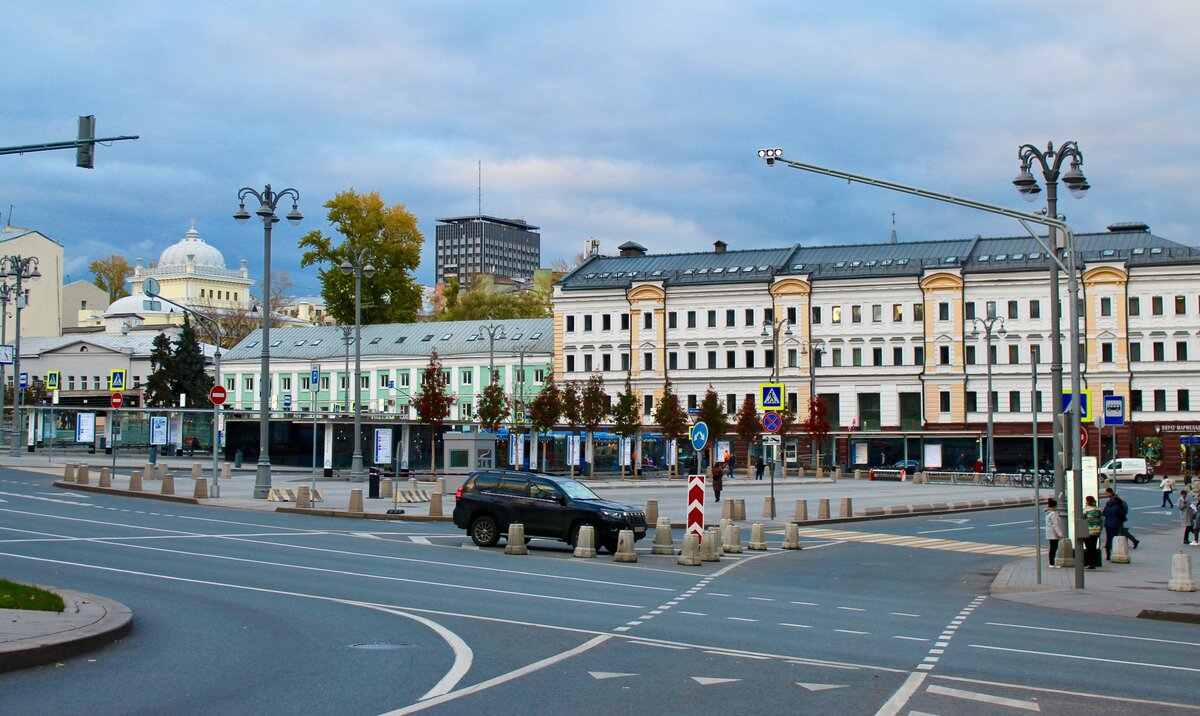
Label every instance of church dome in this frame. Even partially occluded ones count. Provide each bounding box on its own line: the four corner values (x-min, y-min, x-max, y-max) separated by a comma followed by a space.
157, 225, 226, 269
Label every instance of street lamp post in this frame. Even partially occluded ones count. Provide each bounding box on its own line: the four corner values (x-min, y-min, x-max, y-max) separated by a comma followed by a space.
2, 256, 41, 457
479, 322, 507, 385
971, 313, 1007, 473
761, 318, 792, 519
0, 281, 15, 437
1012, 141, 1089, 510
340, 249, 375, 482
234, 184, 302, 499
803, 339, 826, 469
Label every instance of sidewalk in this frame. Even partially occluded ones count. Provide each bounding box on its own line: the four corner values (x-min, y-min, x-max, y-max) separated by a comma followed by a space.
991, 525, 1200, 623
0, 588, 132, 672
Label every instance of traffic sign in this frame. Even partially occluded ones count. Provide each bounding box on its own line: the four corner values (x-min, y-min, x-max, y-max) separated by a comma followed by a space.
46, 371, 60, 391
763, 435, 781, 446
687, 474, 705, 539
1102, 395, 1125, 426
758, 382, 785, 411
689, 421, 709, 452
209, 385, 227, 405
516, 410, 526, 423
283, 392, 292, 409
310, 365, 320, 391
762, 411, 782, 433
1061, 389, 1092, 420
1080, 427, 1089, 448
19, 372, 27, 389
110, 392, 123, 410
110, 369, 127, 391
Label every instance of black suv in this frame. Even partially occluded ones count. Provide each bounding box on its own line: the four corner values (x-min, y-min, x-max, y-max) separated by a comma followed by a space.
452, 470, 647, 553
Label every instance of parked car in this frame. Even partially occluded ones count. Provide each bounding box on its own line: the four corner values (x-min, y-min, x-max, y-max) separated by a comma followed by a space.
891, 459, 921, 473
1098, 457, 1154, 484
452, 470, 647, 552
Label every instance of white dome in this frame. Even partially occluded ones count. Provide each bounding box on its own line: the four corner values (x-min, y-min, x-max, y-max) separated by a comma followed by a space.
105, 294, 175, 316
157, 225, 226, 269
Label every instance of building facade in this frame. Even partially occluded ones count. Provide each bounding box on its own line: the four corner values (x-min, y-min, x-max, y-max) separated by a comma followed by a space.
553, 224, 1200, 475
127, 223, 254, 314
434, 215, 541, 285
1, 227, 64, 340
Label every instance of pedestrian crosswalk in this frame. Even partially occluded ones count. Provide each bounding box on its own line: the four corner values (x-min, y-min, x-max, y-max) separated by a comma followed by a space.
790, 526, 1036, 557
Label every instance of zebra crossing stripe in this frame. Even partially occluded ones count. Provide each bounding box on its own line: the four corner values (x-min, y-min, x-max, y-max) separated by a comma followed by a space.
794, 527, 1035, 557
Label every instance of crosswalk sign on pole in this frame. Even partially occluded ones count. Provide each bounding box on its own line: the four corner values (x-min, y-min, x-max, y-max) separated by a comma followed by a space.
110, 369, 127, 391
758, 382, 785, 411
47, 371, 60, 391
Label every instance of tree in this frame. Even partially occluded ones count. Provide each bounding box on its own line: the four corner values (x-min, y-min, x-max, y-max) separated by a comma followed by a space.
412, 350, 455, 476
653, 381, 689, 477
561, 381, 582, 478
580, 375, 608, 478
697, 386, 730, 473
733, 394, 760, 480
476, 382, 510, 432
191, 271, 294, 348
527, 374, 562, 470
438, 274, 550, 321
802, 397, 832, 470
298, 188, 424, 325
89, 255, 131, 302
144, 332, 175, 407
550, 249, 590, 273
610, 377, 641, 479
171, 315, 214, 407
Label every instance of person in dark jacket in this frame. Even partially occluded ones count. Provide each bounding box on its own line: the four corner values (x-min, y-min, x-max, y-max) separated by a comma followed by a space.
1103, 487, 1139, 559
755, 456, 765, 480
712, 461, 724, 501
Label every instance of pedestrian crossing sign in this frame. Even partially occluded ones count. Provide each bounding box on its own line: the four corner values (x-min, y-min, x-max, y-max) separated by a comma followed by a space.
110, 369, 127, 391
47, 371, 60, 391
758, 382, 785, 410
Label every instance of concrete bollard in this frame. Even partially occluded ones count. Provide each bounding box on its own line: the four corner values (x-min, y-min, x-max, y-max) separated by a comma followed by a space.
818, 498, 831, 520
645, 499, 659, 526
348, 488, 364, 513
816, 466, 824, 479
723, 524, 743, 554
428, 492, 444, 517
748, 523, 768, 550
720, 518, 733, 547
781, 523, 802, 550
98, 467, 112, 488
677, 533, 701, 566
63, 464, 76, 483
158, 464, 169, 482
794, 499, 809, 522
613, 529, 638, 562
143, 463, 154, 481
701, 527, 722, 562
1110, 536, 1131, 564
574, 524, 597, 558
1168, 552, 1197, 592
1056, 538, 1077, 568
651, 519, 674, 555
193, 477, 209, 499
840, 497, 854, 518
762, 496, 775, 519
408, 477, 418, 492
76, 465, 90, 486
221, 463, 232, 481
128, 469, 143, 492
504, 523, 528, 555
854, 469, 864, 480
191, 463, 202, 480
833, 467, 841, 482
379, 478, 394, 499
296, 486, 312, 509
733, 499, 746, 521
436, 477, 446, 495
160, 474, 175, 495
721, 499, 732, 519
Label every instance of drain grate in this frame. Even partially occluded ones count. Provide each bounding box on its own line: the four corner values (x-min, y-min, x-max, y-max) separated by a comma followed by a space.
349, 642, 412, 650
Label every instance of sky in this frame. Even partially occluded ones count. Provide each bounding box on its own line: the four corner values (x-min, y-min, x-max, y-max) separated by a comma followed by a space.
3, 1, 1198, 298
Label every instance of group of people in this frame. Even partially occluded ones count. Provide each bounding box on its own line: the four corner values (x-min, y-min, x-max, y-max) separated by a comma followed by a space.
1044, 487, 1140, 570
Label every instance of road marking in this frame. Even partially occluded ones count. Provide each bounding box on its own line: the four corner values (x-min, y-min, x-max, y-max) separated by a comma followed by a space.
837, 606, 866, 612
835, 629, 868, 635
795, 526, 1035, 556
628, 641, 687, 650
893, 636, 929, 642
355, 603, 473, 701
797, 682, 846, 692
931, 674, 1200, 711
589, 671, 636, 679
969, 644, 1200, 673
780, 623, 812, 629
890, 612, 920, 617
679, 611, 707, 616
987, 520, 1031, 527
727, 617, 757, 622
984, 621, 1200, 647
791, 601, 819, 606
692, 677, 741, 685
917, 526, 973, 534
707, 592, 731, 597
352, 532, 383, 540
704, 649, 769, 660
748, 596, 774, 601
875, 672, 927, 716
927, 684, 1040, 712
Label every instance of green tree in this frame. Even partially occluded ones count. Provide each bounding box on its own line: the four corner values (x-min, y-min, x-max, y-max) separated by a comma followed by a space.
89, 254, 131, 302
144, 332, 175, 407
802, 397, 832, 470
527, 374, 562, 469
476, 382, 510, 432
653, 381, 689, 477
580, 375, 608, 478
439, 274, 550, 321
610, 377, 641, 479
561, 381, 582, 478
733, 394, 760, 480
697, 386, 729, 472
298, 189, 424, 325
412, 350, 455, 477
171, 315, 214, 408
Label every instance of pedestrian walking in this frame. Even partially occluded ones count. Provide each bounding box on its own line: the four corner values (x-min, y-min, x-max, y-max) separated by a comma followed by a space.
1161, 475, 1176, 508
1083, 495, 1103, 569
1044, 498, 1065, 567
1179, 490, 1197, 546
1102, 487, 1139, 560
755, 456, 765, 480
712, 461, 724, 502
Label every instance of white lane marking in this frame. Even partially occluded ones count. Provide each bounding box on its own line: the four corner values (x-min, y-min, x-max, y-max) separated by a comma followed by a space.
927, 684, 1040, 712
837, 606, 866, 612
969, 644, 1200, 673
628, 642, 687, 650
890, 612, 920, 617
703, 650, 769, 660
892, 636, 929, 642
780, 623, 812, 629
984, 622, 1200, 648
679, 611, 707, 616
931, 674, 1200, 710
707, 592, 731, 597
355, 603, 472, 701
383, 635, 612, 715
835, 629, 868, 635
589, 671, 636, 679
874, 671, 927, 716
352, 532, 383, 540
797, 682, 846, 692
791, 601, 818, 606
692, 676, 741, 685
916, 527, 973, 535
727, 617, 757, 622
748, 597, 774, 602
987, 520, 1031, 527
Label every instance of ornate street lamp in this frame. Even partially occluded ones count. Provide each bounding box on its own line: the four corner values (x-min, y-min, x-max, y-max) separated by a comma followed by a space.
971, 314, 1007, 473
340, 248, 375, 482
1, 256, 40, 457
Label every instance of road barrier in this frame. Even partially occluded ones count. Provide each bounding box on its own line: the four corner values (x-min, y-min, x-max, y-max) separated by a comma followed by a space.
348, 488, 364, 513
701, 527, 721, 562
723, 524, 743, 554
128, 469, 143, 492
98, 467, 112, 488
781, 523, 801, 550
651, 518, 674, 555
794, 499, 808, 522
160, 474, 175, 496
613, 529, 638, 562
1111, 536, 1131, 564
193, 477, 208, 499
748, 523, 767, 550
1169, 553, 1196, 592
645, 499, 659, 525
76, 465, 90, 486
573, 524, 597, 558
677, 533, 701, 566
504, 523, 528, 555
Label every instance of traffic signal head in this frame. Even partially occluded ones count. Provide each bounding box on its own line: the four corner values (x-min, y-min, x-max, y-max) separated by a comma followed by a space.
76, 115, 95, 169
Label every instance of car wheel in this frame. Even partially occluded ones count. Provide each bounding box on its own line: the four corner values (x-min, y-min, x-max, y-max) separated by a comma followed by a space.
470, 515, 500, 547
1135, 474, 1148, 484
569, 522, 594, 548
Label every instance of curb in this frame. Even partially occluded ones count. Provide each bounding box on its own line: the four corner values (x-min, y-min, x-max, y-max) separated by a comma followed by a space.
274, 506, 453, 522
0, 588, 133, 672
53, 481, 202, 505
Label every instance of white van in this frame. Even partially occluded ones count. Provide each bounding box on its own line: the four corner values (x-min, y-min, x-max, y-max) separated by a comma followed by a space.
1097, 457, 1154, 484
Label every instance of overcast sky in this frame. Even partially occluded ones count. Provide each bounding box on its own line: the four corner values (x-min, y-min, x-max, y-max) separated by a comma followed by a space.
4, 1, 1197, 297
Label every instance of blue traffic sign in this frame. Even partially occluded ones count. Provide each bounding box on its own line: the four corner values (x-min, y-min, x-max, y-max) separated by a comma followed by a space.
690, 421, 709, 452
19, 372, 27, 389
310, 365, 320, 391
1102, 395, 1125, 427
762, 411, 782, 433
283, 392, 292, 408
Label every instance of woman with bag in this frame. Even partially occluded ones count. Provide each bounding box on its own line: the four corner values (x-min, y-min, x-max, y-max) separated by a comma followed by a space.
1045, 498, 1065, 567
1083, 495, 1103, 569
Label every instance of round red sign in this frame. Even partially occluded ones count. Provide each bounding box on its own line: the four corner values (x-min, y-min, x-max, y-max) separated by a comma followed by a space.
1080, 427, 1089, 448
209, 385, 227, 406
110, 392, 123, 410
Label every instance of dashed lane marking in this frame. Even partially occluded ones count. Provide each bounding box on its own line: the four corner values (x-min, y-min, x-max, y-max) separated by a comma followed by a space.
794, 527, 1035, 556
926, 684, 1041, 712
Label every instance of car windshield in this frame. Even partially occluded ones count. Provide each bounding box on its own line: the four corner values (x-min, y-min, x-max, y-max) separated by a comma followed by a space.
554, 478, 600, 500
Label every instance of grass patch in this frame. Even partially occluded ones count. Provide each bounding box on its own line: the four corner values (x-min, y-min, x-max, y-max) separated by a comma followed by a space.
0, 579, 65, 612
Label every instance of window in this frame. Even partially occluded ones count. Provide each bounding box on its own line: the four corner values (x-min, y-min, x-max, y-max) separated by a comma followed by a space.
1154, 389, 1167, 412
989, 390, 999, 412
602, 354, 611, 371
1128, 297, 1140, 316
461, 369, 473, 385
765, 349, 774, 368
1009, 391, 1021, 412
1100, 297, 1112, 317
787, 348, 799, 369
620, 353, 629, 372
726, 309, 736, 327
893, 304, 903, 322
812, 306, 822, 324
584, 355, 593, 372
668, 312, 676, 329
832, 348, 842, 367
787, 307, 797, 324
1030, 300, 1041, 319
602, 314, 611, 331
1130, 343, 1141, 362
320, 376, 330, 390
621, 313, 629, 330
1008, 300, 1018, 319
566, 355, 575, 372
745, 350, 755, 368
707, 351, 717, 369
281, 377, 292, 391
939, 391, 951, 413
914, 346, 924, 365
707, 310, 717, 328
1178, 342, 1189, 361
1102, 343, 1113, 363
1152, 296, 1164, 316
985, 301, 997, 319
688, 394, 698, 411
726, 350, 736, 368
360, 375, 370, 389
938, 302, 950, 321
643, 352, 653, 371
1130, 390, 1143, 412
872, 304, 882, 322
644, 394, 653, 416
299, 376, 311, 391
1176, 295, 1187, 315
913, 303, 924, 321
965, 302, 975, 320
745, 308, 754, 326
1180, 390, 1191, 412
1008, 345, 1019, 364
566, 316, 575, 332
668, 352, 678, 370
687, 311, 696, 328
831, 306, 842, 324
534, 369, 546, 383
244, 377, 254, 390
399, 372, 410, 388
814, 350, 824, 368
872, 347, 882, 366
939, 345, 950, 365
687, 352, 697, 370
1153, 342, 1165, 362
339, 375, 349, 390
644, 312, 652, 330
966, 391, 978, 413
852, 305, 862, 323
966, 345, 976, 365
893, 347, 903, 366
225, 377, 234, 391
584, 315, 592, 331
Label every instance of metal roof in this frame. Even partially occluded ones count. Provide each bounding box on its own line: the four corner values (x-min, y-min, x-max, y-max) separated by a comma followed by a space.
223, 317, 555, 363
17, 334, 217, 359
559, 246, 796, 290
435, 215, 540, 231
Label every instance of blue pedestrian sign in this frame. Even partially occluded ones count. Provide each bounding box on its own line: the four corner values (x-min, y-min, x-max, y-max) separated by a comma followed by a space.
690, 421, 709, 452
1061, 390, 1091, 420
109, 369, 127, 391
758, 382, 785, 411
1102, 395, 1125, 426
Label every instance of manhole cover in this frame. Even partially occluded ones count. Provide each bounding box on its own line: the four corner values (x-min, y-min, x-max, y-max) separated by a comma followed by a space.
349, 642, 412, 650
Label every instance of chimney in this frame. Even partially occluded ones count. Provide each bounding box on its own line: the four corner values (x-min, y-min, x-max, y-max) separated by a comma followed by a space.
618, 241, 647, 258
713, 240, 727, 254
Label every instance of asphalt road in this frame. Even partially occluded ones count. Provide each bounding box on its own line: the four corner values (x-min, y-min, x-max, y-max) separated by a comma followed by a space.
0, 466, 1195, 715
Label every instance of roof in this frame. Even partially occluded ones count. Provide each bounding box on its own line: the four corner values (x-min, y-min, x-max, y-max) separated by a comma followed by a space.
17, 334, 217, 359
435, 215, 540, 232
559, 246, 797, 290
222, 317, 555, 363
0, 227, 63, 248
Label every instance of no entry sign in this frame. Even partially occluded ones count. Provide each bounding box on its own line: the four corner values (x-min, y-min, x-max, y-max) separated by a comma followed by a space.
209, 385, 227, 406
109, 392, 123, 410
687, 474, 705, 539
